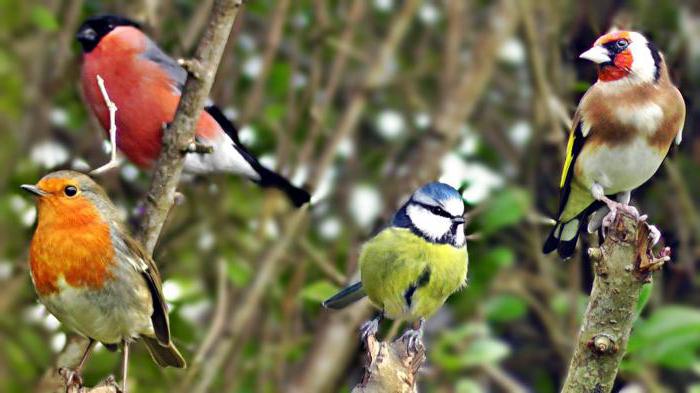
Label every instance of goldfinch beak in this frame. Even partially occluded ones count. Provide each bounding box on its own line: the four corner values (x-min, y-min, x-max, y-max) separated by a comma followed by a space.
579, 46, 611, 64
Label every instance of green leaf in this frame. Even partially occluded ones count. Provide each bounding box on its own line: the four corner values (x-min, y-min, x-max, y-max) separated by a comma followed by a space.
627, 306, 700, 370
432, 323, 510, 371
31, 6, 59, 31
268, 62, 292, 98
227, 260, 252, 287
455, 379, 484, 393
485, 294, 527, 322
635, 282, 653, 317
299, 280, 339, 303
474, 187, 530, 235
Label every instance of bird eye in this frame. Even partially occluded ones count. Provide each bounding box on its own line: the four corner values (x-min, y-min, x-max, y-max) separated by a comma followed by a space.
432, 206, 448, 216
64, 185, 78, 197
616, 40, 628, 49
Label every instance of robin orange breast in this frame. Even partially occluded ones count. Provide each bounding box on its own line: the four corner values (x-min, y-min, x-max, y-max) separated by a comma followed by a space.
22, 170, 185, 392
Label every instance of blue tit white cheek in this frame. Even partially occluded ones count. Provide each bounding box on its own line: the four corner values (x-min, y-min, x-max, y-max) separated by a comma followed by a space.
406, 204, 452, 242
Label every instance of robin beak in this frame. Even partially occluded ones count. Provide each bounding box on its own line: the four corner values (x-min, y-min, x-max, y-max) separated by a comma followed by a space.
21, 184, 47, 197
580, 46, 611, 64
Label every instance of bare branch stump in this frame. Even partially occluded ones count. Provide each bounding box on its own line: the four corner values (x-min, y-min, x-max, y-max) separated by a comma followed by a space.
352, 333, 426, 393
561, 211, 668, 392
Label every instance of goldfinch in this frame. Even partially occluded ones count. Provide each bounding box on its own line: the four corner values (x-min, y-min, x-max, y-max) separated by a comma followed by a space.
543, 30, 685, 259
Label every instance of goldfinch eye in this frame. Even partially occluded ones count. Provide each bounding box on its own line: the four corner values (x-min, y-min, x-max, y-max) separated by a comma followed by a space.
616, 40, 628, 49
64, 185, 78, 197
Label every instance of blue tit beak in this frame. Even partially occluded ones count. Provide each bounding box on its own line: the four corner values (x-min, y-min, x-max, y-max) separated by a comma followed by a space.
452, 216, 465, 225
21, 184, 47, 197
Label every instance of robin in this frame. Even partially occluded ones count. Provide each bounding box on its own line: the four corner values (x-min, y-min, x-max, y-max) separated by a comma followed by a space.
22, 170, 186, 392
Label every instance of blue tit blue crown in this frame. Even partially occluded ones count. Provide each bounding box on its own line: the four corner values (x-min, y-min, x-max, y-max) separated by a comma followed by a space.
393, 182, 466, 248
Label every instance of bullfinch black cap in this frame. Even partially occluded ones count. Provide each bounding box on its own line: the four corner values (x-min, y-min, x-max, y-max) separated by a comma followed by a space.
77, 14, 141, 53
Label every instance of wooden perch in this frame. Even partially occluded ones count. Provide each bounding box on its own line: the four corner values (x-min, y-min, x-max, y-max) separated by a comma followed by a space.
352, 333, 426, 393
561, 212, 669, 392
36, 1, 245, 392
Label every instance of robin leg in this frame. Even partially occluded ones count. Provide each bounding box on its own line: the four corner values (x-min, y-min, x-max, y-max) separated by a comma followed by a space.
399, 318, 425, 353
121, 340, 130, 393
59, 338, 96, 388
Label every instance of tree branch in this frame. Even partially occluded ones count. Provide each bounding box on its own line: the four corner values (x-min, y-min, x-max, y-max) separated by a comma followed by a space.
351, 334, 425, 393
136, 0, 245, 252
561, 213, 668, 392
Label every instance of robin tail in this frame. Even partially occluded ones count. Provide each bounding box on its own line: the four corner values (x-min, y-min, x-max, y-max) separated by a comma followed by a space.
142, 336, 186, 368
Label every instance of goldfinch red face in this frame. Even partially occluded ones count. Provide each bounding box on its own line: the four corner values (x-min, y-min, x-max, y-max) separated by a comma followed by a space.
580, 31, 660, 85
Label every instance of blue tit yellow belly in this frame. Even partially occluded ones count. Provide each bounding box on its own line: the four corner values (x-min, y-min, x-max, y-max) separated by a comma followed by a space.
360, 227, 468, 321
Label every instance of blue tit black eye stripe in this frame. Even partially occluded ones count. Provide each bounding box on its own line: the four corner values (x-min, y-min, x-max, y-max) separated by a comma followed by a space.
413, 201, 452, 218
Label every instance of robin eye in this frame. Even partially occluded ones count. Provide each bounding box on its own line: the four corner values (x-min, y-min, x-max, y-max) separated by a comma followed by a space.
616, 40, 628, 49
64, 186, 78, 197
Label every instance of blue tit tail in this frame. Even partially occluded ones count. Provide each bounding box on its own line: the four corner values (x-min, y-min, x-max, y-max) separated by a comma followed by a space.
322, 282, 366, 309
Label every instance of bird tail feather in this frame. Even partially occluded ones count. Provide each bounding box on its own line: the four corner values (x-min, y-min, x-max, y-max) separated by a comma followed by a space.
322, 282, 366, 309
142, 336, 187, 368
231, 144, 311, 207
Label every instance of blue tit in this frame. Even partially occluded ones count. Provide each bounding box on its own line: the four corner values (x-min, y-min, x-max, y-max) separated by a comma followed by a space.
323, 182, 468, 344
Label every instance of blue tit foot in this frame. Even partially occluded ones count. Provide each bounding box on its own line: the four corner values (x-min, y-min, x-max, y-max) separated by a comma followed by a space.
400, 318, 425, 353
58, 367, 83, 388
360, 315, 382, 342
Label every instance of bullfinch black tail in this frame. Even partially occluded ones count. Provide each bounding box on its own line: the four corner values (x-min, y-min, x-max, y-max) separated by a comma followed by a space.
322, 282, 366, 309
249, 160, 311, 207
205, 105, 311, 207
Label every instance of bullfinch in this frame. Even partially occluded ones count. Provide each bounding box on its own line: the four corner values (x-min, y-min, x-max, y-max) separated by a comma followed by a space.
76, 15, 310, 207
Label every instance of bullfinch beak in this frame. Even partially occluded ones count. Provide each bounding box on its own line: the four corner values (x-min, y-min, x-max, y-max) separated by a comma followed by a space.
21, 185, 47, 196
579, 46, 611, 64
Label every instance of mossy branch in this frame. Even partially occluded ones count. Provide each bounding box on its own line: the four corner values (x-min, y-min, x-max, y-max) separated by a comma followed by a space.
561, 212, 667, 392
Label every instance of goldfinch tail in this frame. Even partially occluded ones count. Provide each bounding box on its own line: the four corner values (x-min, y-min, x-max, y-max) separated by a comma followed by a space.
543, 218, 583, 259
322, 282, 366, 309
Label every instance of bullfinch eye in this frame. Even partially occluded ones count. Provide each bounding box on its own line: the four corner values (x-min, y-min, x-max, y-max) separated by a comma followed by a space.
616, 40, 629, 50
64, 185, 78, 197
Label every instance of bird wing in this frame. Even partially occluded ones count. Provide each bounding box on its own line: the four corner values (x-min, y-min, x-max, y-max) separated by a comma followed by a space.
141, 38, 188, 93
556, 111, 590, 221
119, 232, 171, 345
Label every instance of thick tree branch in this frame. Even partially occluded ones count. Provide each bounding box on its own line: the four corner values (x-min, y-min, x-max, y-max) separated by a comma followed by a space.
136, 0, 245, 252
561, 213, 667, 392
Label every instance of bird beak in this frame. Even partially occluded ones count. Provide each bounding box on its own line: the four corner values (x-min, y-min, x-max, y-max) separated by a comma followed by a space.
452, 216, 466, 225
579, 46, 611, 64
20, 184, 47, 197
